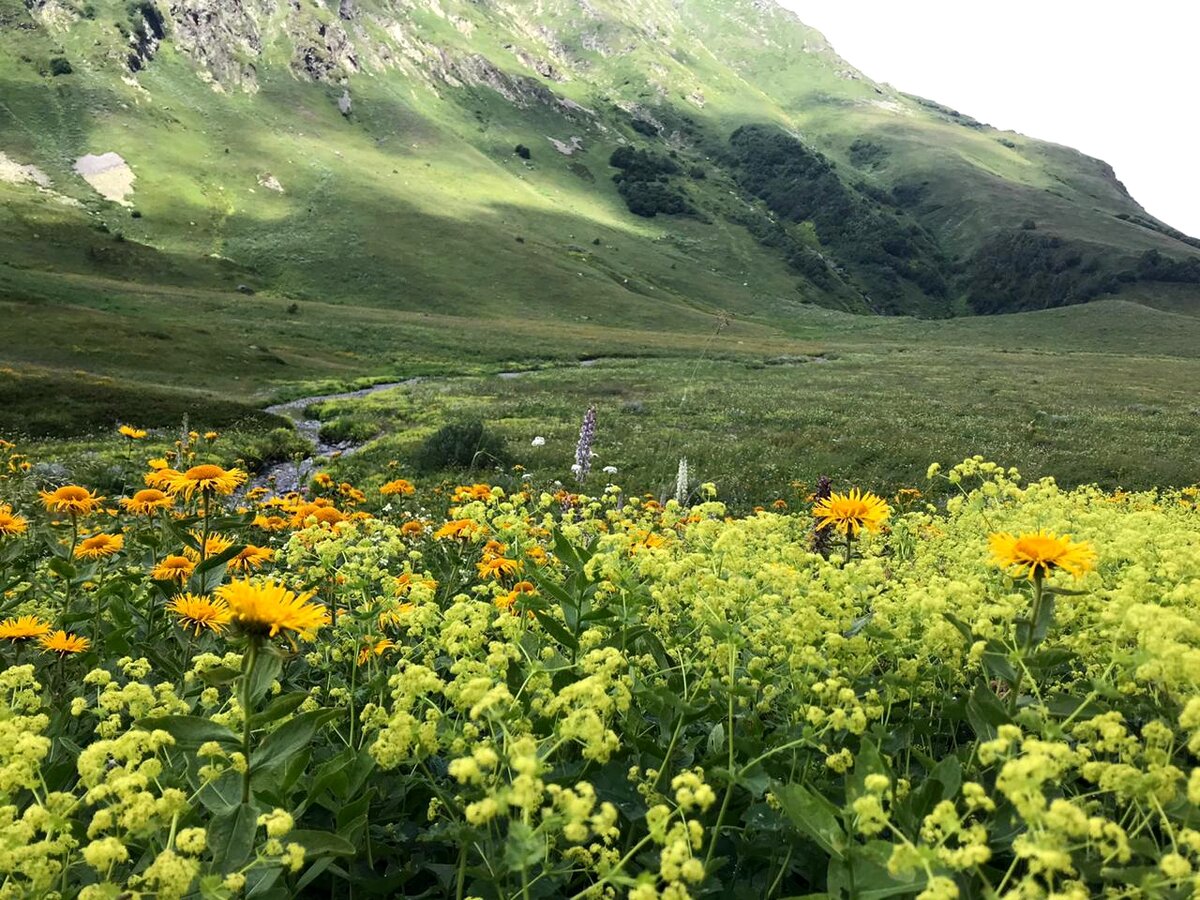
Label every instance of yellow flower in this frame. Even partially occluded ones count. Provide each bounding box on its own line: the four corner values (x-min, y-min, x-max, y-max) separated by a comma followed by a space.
184, 534, 234, 563
813, 488, 892, 536
434, 519, 480, 540
118, 424, 148, 440
477, 556, 522, 580
378, 603, 416, 629
357, 637, 396, 665
152, 555, 196, 582
291, 502, 346, 528
40, 485, 104, 516
40, 630, 90, 655
164, 464, 247, 499
168, 594, 232, 636
496, 580, 537, 614
120, 489, 174, 516
399, 520, 425, 538
229, 545, 274, 572
216, 577, 330, 640
380, 479, 415, 496
0, 615, 51, 641
145, 467, 180, 489
988, 531, 1096, 580
74, 533, 124, 559
0, 504, 28, 536
204, 431, 219, 441
253, 514, 290, 532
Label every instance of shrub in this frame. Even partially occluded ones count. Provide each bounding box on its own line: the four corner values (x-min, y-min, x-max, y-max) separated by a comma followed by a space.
318, 416, 379, 445
49, 57, 73, 76
231, 426, 314, 472
413, 420, 509, 471
630, 118, 658, 137
514, 144, 531, 160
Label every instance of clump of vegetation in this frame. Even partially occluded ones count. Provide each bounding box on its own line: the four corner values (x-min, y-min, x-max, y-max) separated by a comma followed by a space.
964, 230, 1118, 313
609, 146, 691, 218
726, 125, 951, 314
514, 144, 531, 160
49, 57, 73, 76
230, 426, 314, 472
413, 420, 509, 471
0, 443, 1199, 898
629, 117, 659, 137
317, 416, 379, 445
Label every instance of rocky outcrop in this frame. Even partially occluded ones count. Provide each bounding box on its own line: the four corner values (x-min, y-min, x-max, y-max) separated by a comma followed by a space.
169, 0, 263, 91
290, 16, 359, 81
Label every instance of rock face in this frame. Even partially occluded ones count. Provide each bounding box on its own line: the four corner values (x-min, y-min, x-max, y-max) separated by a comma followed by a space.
169, 0, 263, 91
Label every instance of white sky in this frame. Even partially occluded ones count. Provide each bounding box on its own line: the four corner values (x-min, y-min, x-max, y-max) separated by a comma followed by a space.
779, 1, 1200, 238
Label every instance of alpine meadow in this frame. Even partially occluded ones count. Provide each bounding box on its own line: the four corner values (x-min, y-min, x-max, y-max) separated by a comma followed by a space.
2, 1, 1200, 898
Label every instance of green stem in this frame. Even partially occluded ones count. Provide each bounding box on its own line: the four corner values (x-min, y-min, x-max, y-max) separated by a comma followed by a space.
455, 841, 468, 900
200, 490, 212, 571
241, 639, 260, 805
705, 642, 738, 869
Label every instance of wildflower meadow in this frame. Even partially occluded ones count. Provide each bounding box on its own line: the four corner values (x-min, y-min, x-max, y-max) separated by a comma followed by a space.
2, 431, 1200, 900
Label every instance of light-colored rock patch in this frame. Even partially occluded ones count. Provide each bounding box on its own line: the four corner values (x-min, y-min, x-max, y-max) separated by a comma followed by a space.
548, 136, 584, 155
74, 152, 136, 205
257, 173, 285, 193
0, 152, 52, 188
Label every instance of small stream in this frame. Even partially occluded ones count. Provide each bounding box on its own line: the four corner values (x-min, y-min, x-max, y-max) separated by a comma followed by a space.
253, 358, 618, 494
255, 378, 423, 493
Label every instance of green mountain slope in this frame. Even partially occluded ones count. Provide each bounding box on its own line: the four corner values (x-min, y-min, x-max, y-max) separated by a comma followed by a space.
1, 0, 1198, 409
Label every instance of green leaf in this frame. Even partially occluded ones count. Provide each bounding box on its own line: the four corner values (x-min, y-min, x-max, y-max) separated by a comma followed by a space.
209, 802, 259, 875
981, 641, 1019, 684
931, 755, 963, 800
827, 842, 927, 899
46, 557, 77, 581
245, 651, 284, 706
288, 829, 356, 857
503, 819, 545, 873
136, 715, 239, 749
251, 708, 339, 772
197, 665, 241, 687
847, 738, 888, 803
197, 771, 243, 816
250, 692, 309, 729
529, 608, 578, 650
772, 782, 847, 859
707, 722, 726, 756
966, 680, 1011, 741
1032, 593, 1057, 645
942, 612, 976, 645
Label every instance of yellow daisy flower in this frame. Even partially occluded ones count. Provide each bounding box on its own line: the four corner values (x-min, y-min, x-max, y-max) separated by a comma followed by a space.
989, 531, 1096, 580
152, 555, 196, 582
120, 489, 175, 516
74, 533, 124, 560
813, 488, 892, 536
0, 504, 28, 537
216, 577, 330, 640
0, 615, 51, 641
164, 464, 247, 499
40, 630, 90, 655
40, 485, 104, 516
168, 594, 232, 636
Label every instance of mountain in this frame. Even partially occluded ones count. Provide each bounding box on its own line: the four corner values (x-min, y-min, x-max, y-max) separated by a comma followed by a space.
1, 0, 1198, 399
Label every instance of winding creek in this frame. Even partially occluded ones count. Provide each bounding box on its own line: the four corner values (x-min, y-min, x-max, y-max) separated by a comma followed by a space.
255, 358, 612, 493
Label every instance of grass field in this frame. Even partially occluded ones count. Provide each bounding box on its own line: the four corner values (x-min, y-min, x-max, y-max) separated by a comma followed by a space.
8, 293, 1196, 506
